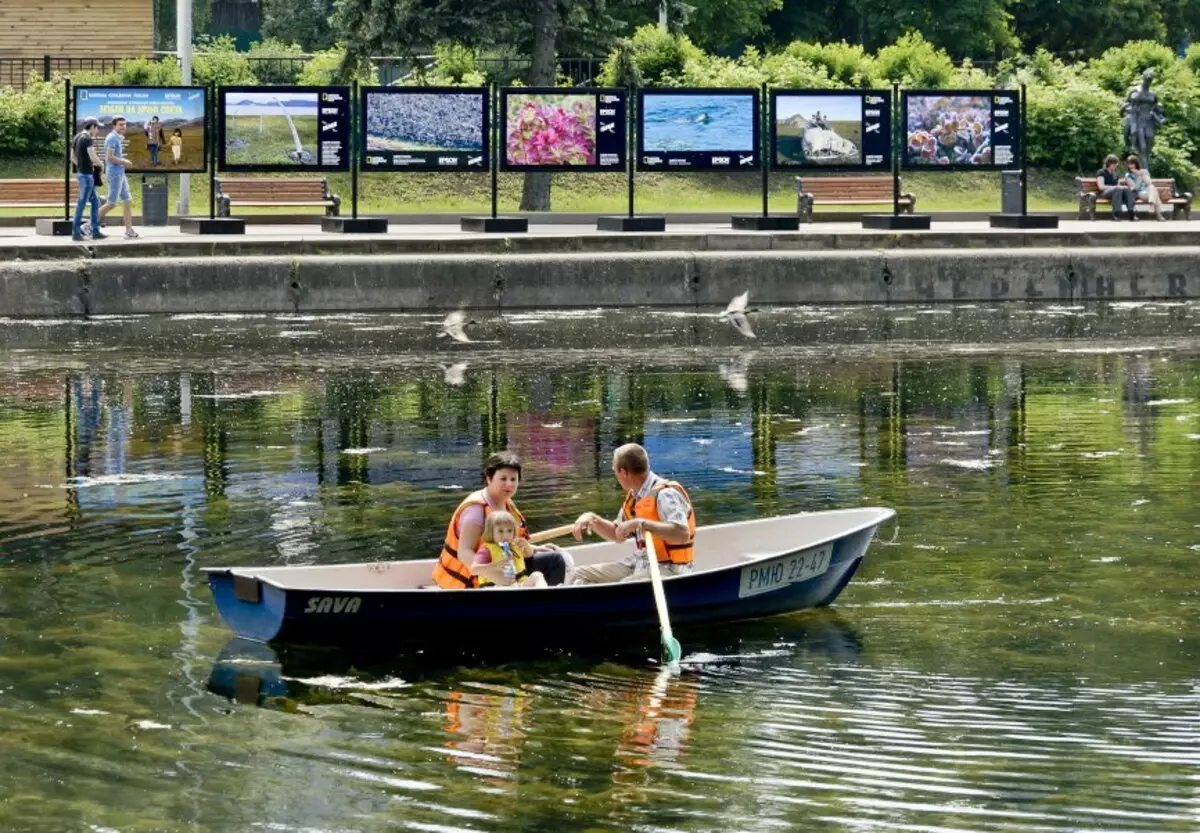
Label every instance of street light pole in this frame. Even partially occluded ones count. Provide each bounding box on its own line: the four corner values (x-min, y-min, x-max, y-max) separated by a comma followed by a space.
177, 0, 192, 215
658, 0, 667, 31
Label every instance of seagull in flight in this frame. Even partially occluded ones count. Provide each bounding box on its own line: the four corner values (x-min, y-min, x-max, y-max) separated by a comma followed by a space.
717, 291, 756, 338
437, 311, 476, 343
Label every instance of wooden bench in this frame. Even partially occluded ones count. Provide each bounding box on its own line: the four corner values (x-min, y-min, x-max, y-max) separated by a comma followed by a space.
0, 178, 81, 208
795, 175, 915, 223
1077, 177, 1192, 220
215, 177, 341, 218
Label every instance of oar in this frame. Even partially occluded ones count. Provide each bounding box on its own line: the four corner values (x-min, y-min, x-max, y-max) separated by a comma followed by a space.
643, 529, 683, 668
528, 524, 575, 545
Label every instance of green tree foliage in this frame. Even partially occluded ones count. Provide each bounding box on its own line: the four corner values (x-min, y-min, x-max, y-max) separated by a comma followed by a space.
1025, 78, 1123, 171
246, 38, 308, 84
679, 0, 783, 53
296, 45, 380, 85
261, 0, 337, 52
192, 35, 259, 86
782, 41, 878, 87
598, 25, 704, 85
874, 32, 956, 87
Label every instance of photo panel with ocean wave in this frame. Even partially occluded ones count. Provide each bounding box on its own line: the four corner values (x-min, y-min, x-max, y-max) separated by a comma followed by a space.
361, 87, 489, 171
500, 88, 626, 172
219, 85, 350, 172
771, 90, 891, 171
902, 90, 1018, 170
74, 87, 208, 174
637, 89, 760, 171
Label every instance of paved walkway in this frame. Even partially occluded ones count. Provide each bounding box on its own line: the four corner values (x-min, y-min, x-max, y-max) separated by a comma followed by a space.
1, 217, 1197, 259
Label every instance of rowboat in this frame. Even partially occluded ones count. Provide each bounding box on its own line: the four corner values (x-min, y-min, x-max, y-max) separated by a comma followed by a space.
204, 507, 895, 648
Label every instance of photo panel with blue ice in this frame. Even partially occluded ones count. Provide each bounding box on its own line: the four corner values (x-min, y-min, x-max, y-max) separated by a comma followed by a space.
901, 90, 1019, 171
637, 89, 760, 171
771, 90, 891, 171
500, 88, 627, 172
361, 87, 489, 171
219, 85, 350, 172
74, 86, 208, 173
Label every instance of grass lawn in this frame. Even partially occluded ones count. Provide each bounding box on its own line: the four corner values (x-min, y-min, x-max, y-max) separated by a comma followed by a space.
225, 114, 319, 168
2, 155, 1081, 217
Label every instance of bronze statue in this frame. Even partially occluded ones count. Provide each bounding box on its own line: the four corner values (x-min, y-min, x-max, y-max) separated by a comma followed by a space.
1121, 69, 1166, 168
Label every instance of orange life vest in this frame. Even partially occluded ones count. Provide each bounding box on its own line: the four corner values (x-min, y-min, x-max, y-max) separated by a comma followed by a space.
622, 479, 695, 565
432, 490, 529, 589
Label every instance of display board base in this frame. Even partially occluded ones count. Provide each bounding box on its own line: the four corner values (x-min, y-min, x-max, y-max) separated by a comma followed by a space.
596, 216, 666, 232
862, 214, 933, 231
988, 213, 1060, 229
321, 216, 389, 234
460, 216, 528, 233
35, 218, 73, 236
731, 215, 801, 231
180, 217, 247, 235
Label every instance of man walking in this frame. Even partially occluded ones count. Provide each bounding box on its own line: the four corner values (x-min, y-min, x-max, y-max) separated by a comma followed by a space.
71, 117, 106, 242
569, 443, 697, 584
97, 116, 140, 239
145, 116, 165, 166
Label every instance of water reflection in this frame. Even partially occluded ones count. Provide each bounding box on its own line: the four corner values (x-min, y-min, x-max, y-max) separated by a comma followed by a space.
1, 305, 1199, 831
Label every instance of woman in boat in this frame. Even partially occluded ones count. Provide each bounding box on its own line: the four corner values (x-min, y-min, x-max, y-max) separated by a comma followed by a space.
432, 451, 571, 589
569, 443, 696, 584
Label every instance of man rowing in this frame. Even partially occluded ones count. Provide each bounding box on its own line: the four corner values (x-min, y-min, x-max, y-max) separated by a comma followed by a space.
569, 443, 696, 584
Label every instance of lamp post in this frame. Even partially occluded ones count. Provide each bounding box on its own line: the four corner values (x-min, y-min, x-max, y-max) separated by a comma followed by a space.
177, 0, 192, 215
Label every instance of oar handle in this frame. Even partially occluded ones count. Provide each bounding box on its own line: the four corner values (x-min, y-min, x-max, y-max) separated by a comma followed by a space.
529, 524, 576, 545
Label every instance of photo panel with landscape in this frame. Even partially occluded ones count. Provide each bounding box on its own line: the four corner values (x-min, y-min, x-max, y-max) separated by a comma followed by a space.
902, 91, 1018, 170
500, 88, 627, 172
219, 86, 350, 172
771, 90, 891, 171
361, 87, 489, 171
637, 89, 760, 171
73, 87, 208, 173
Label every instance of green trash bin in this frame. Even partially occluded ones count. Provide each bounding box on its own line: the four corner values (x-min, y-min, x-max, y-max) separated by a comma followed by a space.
141, 175, 169, 226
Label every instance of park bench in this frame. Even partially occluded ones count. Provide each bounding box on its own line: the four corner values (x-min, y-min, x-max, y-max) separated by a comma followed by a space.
0, 178, 80, 208
215, 177, 341, 218
795, 175, 915, 223
1076, 176, 1192, 220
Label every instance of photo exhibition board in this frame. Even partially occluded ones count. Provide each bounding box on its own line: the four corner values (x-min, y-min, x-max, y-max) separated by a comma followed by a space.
770, 89, 892, 172
360, 86, 490, 171
637, 88, 761, 172
901, 90, 1019, 171
73, 86, 209, 174
499, 87, 627, 172
218, 85, 351, 172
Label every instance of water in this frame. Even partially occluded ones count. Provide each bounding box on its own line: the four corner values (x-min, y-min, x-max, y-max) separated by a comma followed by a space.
642, 93, 757, 152
1, 304, 1198, 832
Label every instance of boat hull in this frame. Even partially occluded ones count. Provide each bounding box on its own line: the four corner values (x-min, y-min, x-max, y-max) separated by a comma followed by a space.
206, 509, 891, 647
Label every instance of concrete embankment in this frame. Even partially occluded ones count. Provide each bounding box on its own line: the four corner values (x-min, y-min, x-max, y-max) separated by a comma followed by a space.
1, 248, 1197, 316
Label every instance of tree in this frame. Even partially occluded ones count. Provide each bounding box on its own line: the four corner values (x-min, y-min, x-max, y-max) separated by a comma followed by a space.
332, 0, 646, 210
261, 0, 337, 52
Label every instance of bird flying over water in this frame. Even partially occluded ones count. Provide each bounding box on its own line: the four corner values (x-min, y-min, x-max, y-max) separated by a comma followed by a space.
718, 291, 756, 339
437, 311, 475, 343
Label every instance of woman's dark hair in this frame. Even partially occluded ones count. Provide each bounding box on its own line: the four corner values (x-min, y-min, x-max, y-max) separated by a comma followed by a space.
484, 451, 521, 481
1126, 155, 1141, 169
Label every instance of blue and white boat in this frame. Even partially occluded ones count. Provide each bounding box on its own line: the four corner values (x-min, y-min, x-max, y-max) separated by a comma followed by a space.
204, 507, 895, 647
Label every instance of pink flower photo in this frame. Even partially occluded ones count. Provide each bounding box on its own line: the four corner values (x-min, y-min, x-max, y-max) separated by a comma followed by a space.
505, 94, 597, 167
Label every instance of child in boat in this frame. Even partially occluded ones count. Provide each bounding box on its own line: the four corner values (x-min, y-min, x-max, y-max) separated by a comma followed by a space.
473, 510, 547, 588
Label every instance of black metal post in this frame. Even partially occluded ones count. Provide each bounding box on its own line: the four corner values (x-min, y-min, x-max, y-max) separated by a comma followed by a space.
63, 78, 71, 221
761, 82, 769, 218
1020, 82, 1028, 217
892, 83, 900, 217
44, 54, 52, 83
627, 86, 635, 218
209, 82, 216, 220
490, 83, 499, 219
351, 81, 359, 220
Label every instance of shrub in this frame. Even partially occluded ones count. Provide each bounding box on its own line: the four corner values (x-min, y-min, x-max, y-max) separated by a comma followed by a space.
0, 76, 66, 156
193, 35, 258, 86
874, 32, 955, 88
615, 25, 704, 86
431, 43, 478, 84
598, 39, 644, 88
1186, 43, 1200, 77
676, 48, 766, 87
758, 52, 834, 88
1085, 40, 1180, 96
1025, 77, 1122, 172
782, 41, 878, 87
246, 38, 307, 85
296, 45, 378, 86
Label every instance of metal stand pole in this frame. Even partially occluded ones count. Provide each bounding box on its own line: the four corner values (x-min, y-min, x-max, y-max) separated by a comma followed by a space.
760, 81, 769, 218
892, 83, 900, 217
63, 79, 71, 221
208, 82, 216, 219
490, 84, 499, 219
177, 0, 192, 215
352, 81, 359, 220
627, 86, 635, 218
1020, 82, 1028, 217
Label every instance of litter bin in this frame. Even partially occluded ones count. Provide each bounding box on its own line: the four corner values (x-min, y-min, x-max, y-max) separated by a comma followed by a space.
1000, 169, 1024, 214
141, 175, 169, 226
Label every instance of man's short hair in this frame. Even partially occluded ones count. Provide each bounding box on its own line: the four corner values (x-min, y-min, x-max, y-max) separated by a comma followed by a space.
1104, 154, 1119, 166
613, 443, 649, 475
112, 116, 126, 126
483, 450, 522, 481
82, 117, 100, 129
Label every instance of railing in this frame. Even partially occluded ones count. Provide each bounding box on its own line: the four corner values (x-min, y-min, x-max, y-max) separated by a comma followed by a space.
0, 53, 605, 90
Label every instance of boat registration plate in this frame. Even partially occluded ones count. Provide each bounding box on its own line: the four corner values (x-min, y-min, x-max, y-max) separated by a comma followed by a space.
738, 545, 831, 598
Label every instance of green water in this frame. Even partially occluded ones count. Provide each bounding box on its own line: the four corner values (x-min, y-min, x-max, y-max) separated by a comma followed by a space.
0, 304, 1197, 832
